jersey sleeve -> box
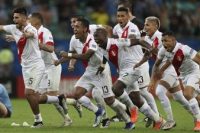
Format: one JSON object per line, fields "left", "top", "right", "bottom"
{"left": 2, "top": 25, "right": 15, "bottom": 34}
{"left": 129, "top": 25, "right": 141, "bottom": 39}
{"left": 69, "top": 35, "right": 76, "bottom": 52}
{"left": 183, "top": 45, "right": 197, "bottom": 59}
{"left": 157, "top": 46, "right": 166, "bottom": 60}
{"left": 88, "top": 40, "right": 98, "bottom": 51}
{"left": 43, "top": 30, "right": 54, "bottom": 46}
{"left": 112, "top": 26, "right": 118, "bottom": 36}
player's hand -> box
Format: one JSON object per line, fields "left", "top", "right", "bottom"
{"left": 96, "top": 65, "right": 105, "bottom": 75}
{"left": 68, "top": 66, "right": 75, "bottom": 72}
{"left": 5, "top": 35, "right": 15, "bottom": 42}
{"left": 54, "top": 60, "right": 60, "bottom": 66}
{"left": 59, "top": 51, "right": 69, "bottom": 58}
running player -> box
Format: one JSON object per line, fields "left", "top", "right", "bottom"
{"left": 94, "top": 28, "right": 166, "bottom": 130}
{"left": 55, "top": 18, "right": 134, "bottom": 129}
{"left": 112, "top": 7, "right": 158, "bottom": 124}
{"left": 152, "top": 31, "right": 200, "bottom": 131}
{"left": 134, "top": 16, "right": 191, "bottom": 129}
{"left": 68, "top": 15, "right": 111, "bottom": 128}
{"left": 28, "top": 12, "right": 73, "bottom": 126}
{"left": 0, "top": 7, "right": 66, "bottom": 128}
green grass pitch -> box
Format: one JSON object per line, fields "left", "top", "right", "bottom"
{"left": 0, "top": 99, "right": 194, "bottom": 133}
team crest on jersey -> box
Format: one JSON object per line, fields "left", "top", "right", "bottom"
{"left": 92, "top": 44, "right": 96, "bottom": 48}
{"left": 176, "top": 55, "right": 183, "bottom": 61}
{"left": 111, "top": 51, "right": 116, "bottom": 56}
{"left": 131, "top": 29, "right": 135, "bottom": 32}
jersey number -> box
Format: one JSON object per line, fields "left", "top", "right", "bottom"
{"left": 138, "top": 76, "right": 144, "bottom": 84}
{"left": 29, "top": 78, "right": 33, "bottom": 85}
{"left": 102, "top": 86, "right": 109, "bottom": 94}
{"left": 48, "top": 80, "right": 50, "bottom": 86}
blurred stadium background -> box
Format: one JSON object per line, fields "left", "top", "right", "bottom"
{"left": 0, "top": 0, "right": 199, "bottom": 98}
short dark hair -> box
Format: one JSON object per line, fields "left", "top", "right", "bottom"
{"left": 96, "top": 28, "right": 108, "bottom": 36}
{"left": 13, "top": 7, "right": 27, "bottom": 16}
{"left": 76, "top": 18, "right": 89, "bottom": 32}
{"left": 162, "top": 31, "right": 175, "bottom": 37}
{"left": 30, "top": 12, "right": 43, "bottom": 24}
{"left": 117, "top": 7, "right": 129, "bottom": 14}
{"left": 70, "top": 14, "right": 84, "bottom": 20}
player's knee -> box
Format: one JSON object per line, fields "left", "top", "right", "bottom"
{"left": 183, "top": 87, "right": 194, "bottom": 100}
{"left": 129, "top": 91, "right": 143, "bottom": 107}
{"left": 104, "top": 96, "right": 115, "bottom": 106}
{"left": 74, "top": 87, "right": 87, "bottom": 100}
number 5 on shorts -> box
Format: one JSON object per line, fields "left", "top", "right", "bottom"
{"left": 28, "top": 78, "right": 33, "bottom": 85}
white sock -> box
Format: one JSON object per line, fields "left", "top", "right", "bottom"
{"left": 78, "top": 96, "right": 98, "bottom": 113}
{"left": 110, "top": 99, "right": 130, "bottom": 123}
{"left": 34, "top": 113, "right": 42, "bottom": 122}
{"left": 66, "top": 98, "right": 76, "bottom": 105}
{"left": 46, "top": 95, "right": 59, "bottom": 103}
{"left": 172, "top": 90, "right": 191, "bottom": 112}
{"left": 189, "top": 98, "right": 200, "bottom": 121}
{"left": 118, "top": 91, "right": 135, "bottom": 109}
{"left": 139, "top": 101, "right": 160, "bottom": 122}
{"left": 92, "top": 89, "right": 107, "bottom": 119}
{"left": 140, "top": 87, "right": 159, "bottom": 114}
{"left": 53, "top": 103, "right": 66, "bottom": 118}
{"left": 156, "top": 84, "right": 173, "bottom": 121}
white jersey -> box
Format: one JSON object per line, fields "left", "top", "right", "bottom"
{"left": 145, "top": 30, "right": 177, "bottom": 76}
{"left": 3, "top": 24, "right": 43, "bottom": 68}
{"left": 158, "top": 42, "right": 199, "bottom": 77}
{"left": 113, "top": 21, "right": 149, "bottom": 71}
{"left": 89, "top": 24, "right": 103, "bottom": 35}
{"left": 69, "top": 34, "right": 103, "bottom": 72}
{"left": 38, "top": 25, "right": 58, "bottom": 69}
{"left": 105, "top": 38, "right": 140, "bottom": 73}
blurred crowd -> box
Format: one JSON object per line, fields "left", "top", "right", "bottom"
{"left": 0, "top": 0, "right": 199, "bottom": 39}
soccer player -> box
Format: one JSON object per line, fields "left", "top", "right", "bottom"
{"left": 28, "top": 12, "right": 74, "bottom": 126}
{"left": 134, "top": 16, "right": 191, "bottom": 129}
{"left": 0, "top": 7, "right": 66, "bottom": 128}
{"left": 117, "top": 0, "right": 144, "bottom": 30}
{"left": 55, "top": 18, "right": 134, "bottom": 129}
{"left": 0, "top": 84, "right": 12, "bottom": 118}
{"left": 68, "top": 15, "right": 111, "bottom": 128}
{"left": 112, "top": 7, "right": 159, "bottom": 124}
{"left": 152, "top": 31, "right": 200, "bottom": 131}
{"left": 93, "top": 28, "right": 166, "bottom": 130}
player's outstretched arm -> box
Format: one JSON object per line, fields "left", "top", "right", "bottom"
{"left": 134, "top": 51, "right": 151, "bottom": 68}
{"left": 60, "top": 49, "right": 95, "bottom": 60}
{"left": 39, "top": 42, "right": 54, "bottom": 53}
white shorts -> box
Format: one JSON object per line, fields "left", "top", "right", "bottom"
{"left": 75, "top": 64, "right": 114, "bottom": 98}
{"left": 118, "top": 68, "right": 140, "bottom": 94}
{"left": 161, "top": 74, "right": 179, "bottom": 88}
{"left": 138, "top": 62, "right": 150, "bottom": 89}
{"left": 45, "top": 65, "right": 61, "bottom": 92}
{"left": 181, "top": 72, "right": 200, "bottom": 91}
{"left": 22, "top": 63, "right": 48, "bottom": 92}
